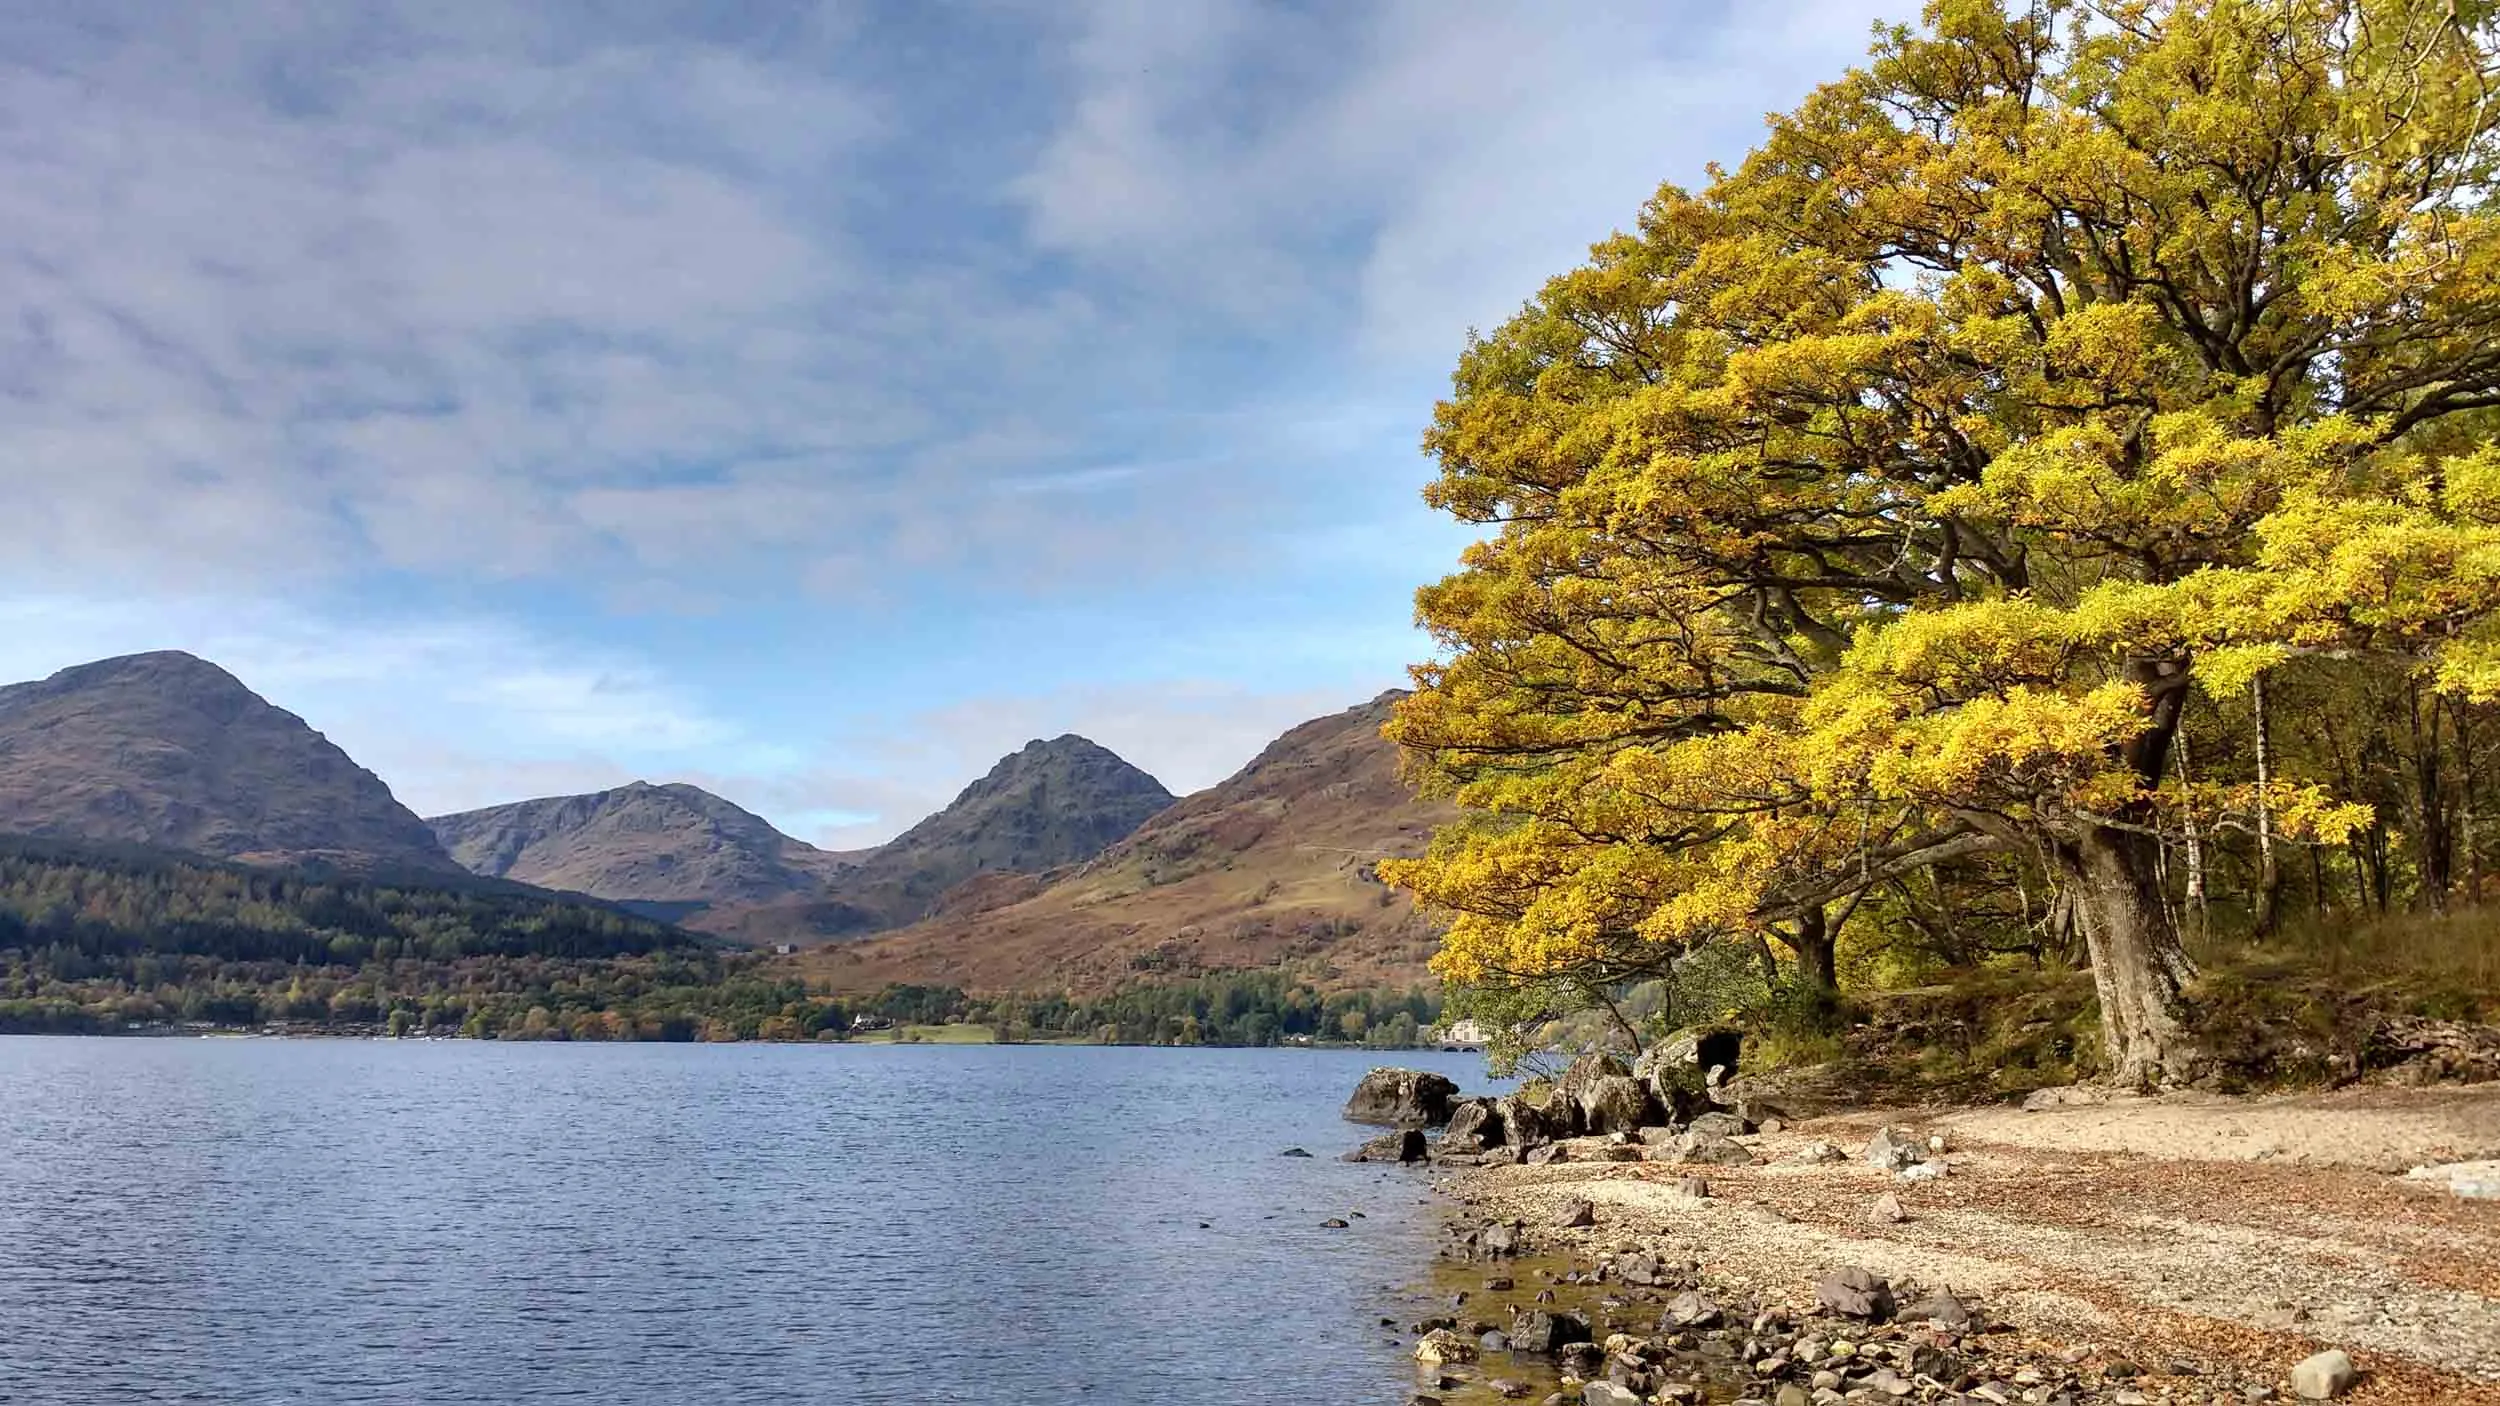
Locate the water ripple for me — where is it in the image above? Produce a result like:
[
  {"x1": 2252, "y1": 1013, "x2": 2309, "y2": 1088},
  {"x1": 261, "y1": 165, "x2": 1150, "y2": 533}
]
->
[{"x1": 0, "y1": 1039, "x2": 1490, "y2": 1406}]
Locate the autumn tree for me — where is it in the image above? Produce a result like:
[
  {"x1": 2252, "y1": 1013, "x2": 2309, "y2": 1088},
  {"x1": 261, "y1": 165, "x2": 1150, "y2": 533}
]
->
[{"x1": 1384, "y1": 0, "x2": 2500, "y2": 1086}]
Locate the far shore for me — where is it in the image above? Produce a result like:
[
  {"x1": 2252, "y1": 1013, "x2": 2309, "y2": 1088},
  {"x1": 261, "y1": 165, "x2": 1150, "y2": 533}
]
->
[{"x1": 1, "y1": 1019, "x2": 1481, "y2": 1054}]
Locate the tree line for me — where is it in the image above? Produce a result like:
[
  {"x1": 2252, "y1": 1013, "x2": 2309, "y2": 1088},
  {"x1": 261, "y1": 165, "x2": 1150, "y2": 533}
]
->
[{"x1": 0, "y1": 838, "x2": 1438, "y2": 1045}]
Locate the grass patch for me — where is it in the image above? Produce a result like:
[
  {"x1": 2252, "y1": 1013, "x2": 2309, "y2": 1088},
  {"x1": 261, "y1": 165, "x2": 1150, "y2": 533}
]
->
[
  {"x1": 1751, "y1": 908, "x2": 2500, "y2": 1106},
  {"x1": 1775, "y1": 967, "x2": 2102, "y2": 1107},
  {"x1": 853, "y1": 1023, "x2": 1001, "y2": 1044},
  {"x1": 2194, "y1": 908, "x2": 2500, "y2": 1023},
  {"x1": 2187, "y1": 908, "x2": 2500, "y2": 1089}
]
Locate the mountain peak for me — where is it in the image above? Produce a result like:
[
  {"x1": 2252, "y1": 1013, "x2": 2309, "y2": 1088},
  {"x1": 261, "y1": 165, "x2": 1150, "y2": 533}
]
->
[
  {"x1": 427, "y1": 780, "x2": 836, "y2": 918},
  {"x1": 40, "y1": 650, "x2": 252, "y2": 698},
  {"x1": 0, "y1": 652, "x2": 456, "y2": 872},
  {"x1": 931, "y1": 733, "x2": 1169, "y2": 820},
  {"x1": 801, "y1": 691, "x2": 1453, "y2": 994}
]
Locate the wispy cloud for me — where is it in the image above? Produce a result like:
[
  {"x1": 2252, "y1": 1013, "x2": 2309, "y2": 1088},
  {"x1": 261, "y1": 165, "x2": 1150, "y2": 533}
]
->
[
  {"x1": 0, "y1": 595, "x2": 735, "y2": 815},
  {"x1": 0, "y1": 0, "x2": 1918, "y2": 839}
]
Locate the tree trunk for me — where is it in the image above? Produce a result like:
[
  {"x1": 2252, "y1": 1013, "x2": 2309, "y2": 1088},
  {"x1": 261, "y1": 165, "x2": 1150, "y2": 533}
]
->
[
  {"x1": 2174, "y1": 730, "x2": 2208, "y2": 941},
  {"x1": 2056, "y1": 824, "x2": 2202, "y2": 1088},
  {"x1": 1791, "y1": 906, "x2": 1838, "y2": 994},
  {"x1": 2412, "y1": 682, "x2": 2453, "y2": 912},
  {"x1": 2457, "y1": 698, "x2": 2484, "y2": 905},
  {"x1": 2253, "y1": 675, "x2": 2282, "y2": 936}
]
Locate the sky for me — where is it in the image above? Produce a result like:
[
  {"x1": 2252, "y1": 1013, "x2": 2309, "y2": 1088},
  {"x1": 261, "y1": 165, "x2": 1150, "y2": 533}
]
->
[{"x1": 0, "y1": 0, "x2": 1910, "y2": 846}]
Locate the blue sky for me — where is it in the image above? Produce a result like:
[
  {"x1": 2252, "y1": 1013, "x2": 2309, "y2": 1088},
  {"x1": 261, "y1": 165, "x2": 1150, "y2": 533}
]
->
[{"x1": 0, "y1": 0, "x2": 1907, "y2": 844}]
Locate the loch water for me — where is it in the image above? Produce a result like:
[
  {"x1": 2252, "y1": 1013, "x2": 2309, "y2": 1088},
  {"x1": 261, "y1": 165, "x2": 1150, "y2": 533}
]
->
[{"x1": 0, "y1": 1037, "x2": 1492, "y2": 1405}]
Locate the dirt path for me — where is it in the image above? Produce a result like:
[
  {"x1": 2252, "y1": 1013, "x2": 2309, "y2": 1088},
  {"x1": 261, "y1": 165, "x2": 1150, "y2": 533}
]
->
[{"x1": 1446, "y1": 1084, "x2": 2500, "y2": 1404}]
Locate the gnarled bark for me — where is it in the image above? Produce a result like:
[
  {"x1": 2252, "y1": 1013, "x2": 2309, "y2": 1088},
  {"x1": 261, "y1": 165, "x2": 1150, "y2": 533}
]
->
[
  {"x1": 2057, "y1": 824, "x2": 2202, "y2": 1089},
  {"x1": 1791, "y1": 905, "x2": 1838, "y2": 995}
]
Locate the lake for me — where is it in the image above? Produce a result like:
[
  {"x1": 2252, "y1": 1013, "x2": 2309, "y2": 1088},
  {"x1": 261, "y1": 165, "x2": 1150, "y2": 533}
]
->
[{"x1": 0, "y1": 1038, "x2": 1493, "y2": 1405}]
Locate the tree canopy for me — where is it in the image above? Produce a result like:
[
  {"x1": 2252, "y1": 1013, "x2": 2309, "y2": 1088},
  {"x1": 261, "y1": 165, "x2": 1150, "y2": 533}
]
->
[{"x1": 1384, "y1": 0, "x2": 2500, "y2": 1085}]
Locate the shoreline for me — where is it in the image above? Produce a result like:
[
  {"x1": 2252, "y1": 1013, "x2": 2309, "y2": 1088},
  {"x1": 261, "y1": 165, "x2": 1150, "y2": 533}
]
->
[
  {"x1": 1394, "y1": 1085, "x2": 2500, "y2": 1405},
  {"x1": 0, "y1": 1023, "x2": 1470, "y2": 1052}
]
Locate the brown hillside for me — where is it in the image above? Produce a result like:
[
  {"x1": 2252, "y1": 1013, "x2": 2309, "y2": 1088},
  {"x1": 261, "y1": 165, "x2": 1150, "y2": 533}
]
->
[
  {"x1": 427, "y1": 782, "x2": 854, "y2": 924},
  {"x1": 713, "y1": 734, "x2": 1174, "y2": 943},
  {"x1": 797, "y1": 690, "x2": 1455, "y2": 994},
  {"x1": 0, "y1": 651, "x2": 458, "y2": 874}
]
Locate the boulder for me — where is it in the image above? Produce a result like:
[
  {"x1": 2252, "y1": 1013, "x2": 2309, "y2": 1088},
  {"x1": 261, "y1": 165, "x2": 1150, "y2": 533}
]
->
[
  {"x1": 1344, "y1": 1067, "x2": 1460, "y2": 1127},
  {"x1": 2290, "y1": 1349, "x2": 2358, "y2": 1400},
  {"x1": 1491, "y1": 1092, "x2": 1550, "y2": 1149},
  {"x1": 1510, "y1": 1309, "x2": 1591, "y2": 1353},
  {"x1": 1556, "y1": 1049, "x2": 1632, "y2": 1106},
  {"x1": 1661, "y1": 1290, "x2": 1721, "y2": 1328},
  {"x1": 1902, "y1": 1287, "x2": 1971, "y2": 1328},
  {"x1": 1647, "y1": 1026, "x2": 1743, "y2": 1080},
  {"x1": 1671, "y1": 1175, "x2": 1711, "y2": 1202},
  {"x1": 1344, "y1": 1129, "x2": 1428, "y2": 1163},
  {"x1": 1615, "y1": 1252, "x2": 1666, "y2": 1287},
  {"x1": 1669, "y1": 1129, "x2": 1756, "y2": 1166},
  {"x1": 1581, "y1": 1384, "x2": 1641, "y2": 1406},
  {"x1": 1866, "y1": 1192, "x2": 1907, "y2": 1225},
  {"x1": 1414, "y1": 1328, "x2": 1476, "y2": 1365},
  {"x1": 1580, "y1": 1075, "x2": 1658, "y2": 1135},
  {"x1": 1557, "y1": 1197, "x2": 1596, "y2": 1228},
  {"x1": 1815, "y1": 1266, "x2": 1896, "y2": 1320},
  {"x1": 1280, "y1": 1147, "x2": 1312, "y2": 1158},
  {"x1": 1480, "y1": 1221, "x2": 1523, "y2": 1257},
  {"x1": 1534, "y1": 1084, "x2": 1586, "y2": 1138},
  {"x1": 1684, "y1": 1110, "x2": 1748, "y2": 1138},
  {"x1": 1444, "y1": 1097, "x2": 1499, "y2": 1147}
]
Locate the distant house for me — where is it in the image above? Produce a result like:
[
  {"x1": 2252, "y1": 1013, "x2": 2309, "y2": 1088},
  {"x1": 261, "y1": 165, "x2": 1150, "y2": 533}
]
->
[
  {"x1": 1430, "y1": 1018, "x2": 1489, "y2": 1050},
  {"x1": 770, "y1": 943, "x2": 796, "y2": 956}
]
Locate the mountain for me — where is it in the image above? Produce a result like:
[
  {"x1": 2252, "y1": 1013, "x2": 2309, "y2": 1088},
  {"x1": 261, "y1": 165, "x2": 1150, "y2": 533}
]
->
[
  {"x1": 796, "y1": 691, "x2": 1455, "y2": 994},
  {"x1": 721, "y1": 735, "x2": 1178, "y2": 943},
  {"x1": 0, "y1": 651, "x2": 456, "y2": 873},
  {"x1": 427, "y1": 782, "x2": 855, "y2": 924}
]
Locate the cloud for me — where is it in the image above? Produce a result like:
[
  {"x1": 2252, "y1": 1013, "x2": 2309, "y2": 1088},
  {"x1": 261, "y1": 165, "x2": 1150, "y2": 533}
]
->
[
  {"x1": 0, "y1": 1, "x2": 1128, "y2": 599},
  {"x1": 1014, "y1": 0, "x2": 1905, "y2": 363},
  {"x1": 0, "y1": 1, "x2": 1924, "y2": 845},
  {"x1": 0, "y1": 594, "x2": 736, "y2": 817},
  {"x1": 0, "y1": 0, "x2": 1913, "y2": 608}
]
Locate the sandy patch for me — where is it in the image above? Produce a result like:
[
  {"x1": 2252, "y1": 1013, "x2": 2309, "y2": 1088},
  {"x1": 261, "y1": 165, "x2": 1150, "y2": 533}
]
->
[{"x1": 1444, "y1": 1086, "x2": 2500, "y2": 1403}]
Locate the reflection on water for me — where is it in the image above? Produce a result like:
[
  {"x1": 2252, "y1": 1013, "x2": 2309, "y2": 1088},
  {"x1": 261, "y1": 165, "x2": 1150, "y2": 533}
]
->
[{"x1": 0, "y1": 1038, "x2": 1490, "y2": 1405}]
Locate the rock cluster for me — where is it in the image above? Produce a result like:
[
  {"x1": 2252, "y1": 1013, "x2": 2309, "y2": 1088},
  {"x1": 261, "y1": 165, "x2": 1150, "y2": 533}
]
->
[
  {"x1": 1355, "y1": 1047, "x2": 1786, "y2": 1172},
  {"x1": 1417, "y1": 1222, "x2": 2328, "y2": 1405}
]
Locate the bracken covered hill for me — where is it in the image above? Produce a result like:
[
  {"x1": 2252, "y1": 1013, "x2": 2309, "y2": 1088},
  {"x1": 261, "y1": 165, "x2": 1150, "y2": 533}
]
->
[{"x1": 798, "y1": 691, "x2": 1455, "y2": 994}]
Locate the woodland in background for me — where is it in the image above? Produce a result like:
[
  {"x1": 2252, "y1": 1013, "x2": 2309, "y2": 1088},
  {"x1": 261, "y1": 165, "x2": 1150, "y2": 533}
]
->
[{"x1": 0, "y1": 838, "x2": 1439, "y2": 1045}]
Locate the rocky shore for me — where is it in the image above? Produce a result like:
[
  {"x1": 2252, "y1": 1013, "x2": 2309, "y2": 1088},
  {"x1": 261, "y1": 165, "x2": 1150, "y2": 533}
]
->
[{"x1": 1342, "y1": 1055, "x2": 2500, "y2": 1406}]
